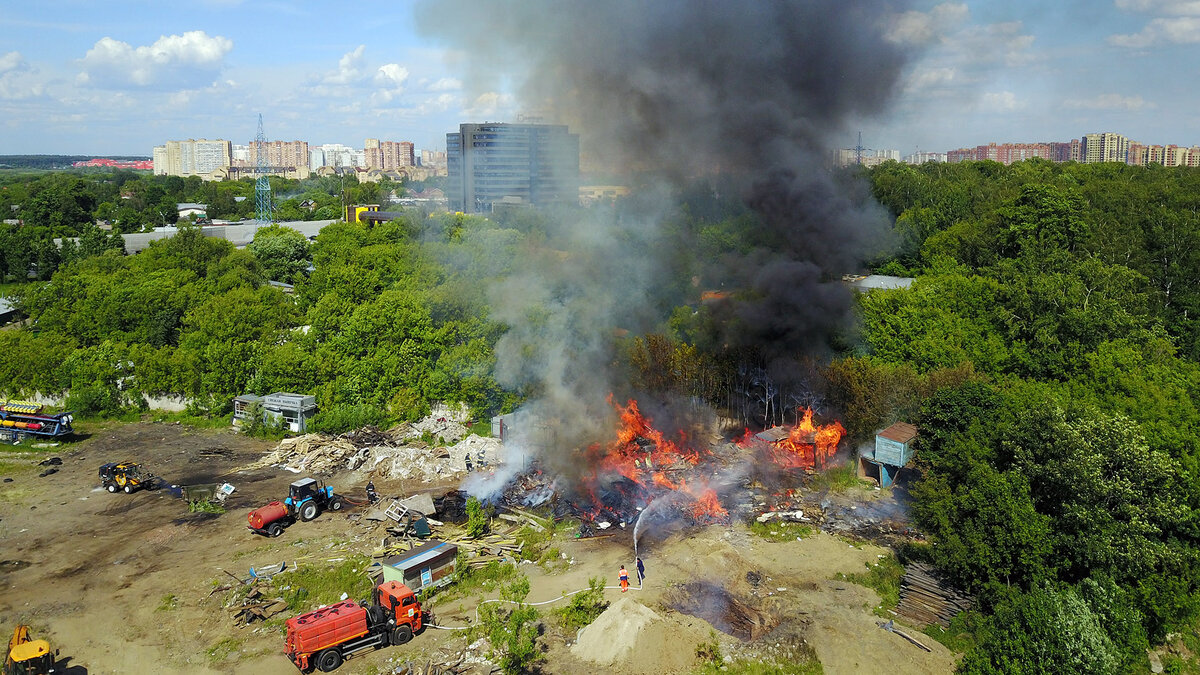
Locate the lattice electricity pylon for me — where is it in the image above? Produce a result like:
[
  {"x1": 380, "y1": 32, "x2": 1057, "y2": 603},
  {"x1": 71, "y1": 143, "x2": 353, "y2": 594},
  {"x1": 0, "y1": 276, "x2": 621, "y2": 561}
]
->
[{"x1": 254, "y1": 113, "x2": 274, "y2": 224}]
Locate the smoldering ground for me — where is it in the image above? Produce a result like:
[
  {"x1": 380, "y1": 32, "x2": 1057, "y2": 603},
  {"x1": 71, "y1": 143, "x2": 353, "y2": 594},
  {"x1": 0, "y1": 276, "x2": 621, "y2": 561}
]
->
[{"x1": 416, "y1": 0, "x2": 915, "y2": 485}]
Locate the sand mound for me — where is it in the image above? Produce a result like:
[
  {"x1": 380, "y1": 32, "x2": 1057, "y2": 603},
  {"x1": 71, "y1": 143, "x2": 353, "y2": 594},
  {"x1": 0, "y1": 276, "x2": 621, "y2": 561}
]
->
[{"x1": 572, "y1": 596, "x2": 662, "y2": 666}]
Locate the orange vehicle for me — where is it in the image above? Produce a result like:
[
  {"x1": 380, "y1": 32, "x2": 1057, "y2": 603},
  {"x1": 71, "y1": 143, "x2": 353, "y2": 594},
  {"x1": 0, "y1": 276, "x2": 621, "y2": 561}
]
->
[{"x1": 285, "y1": 581, "x2": 426, "y2": 673}]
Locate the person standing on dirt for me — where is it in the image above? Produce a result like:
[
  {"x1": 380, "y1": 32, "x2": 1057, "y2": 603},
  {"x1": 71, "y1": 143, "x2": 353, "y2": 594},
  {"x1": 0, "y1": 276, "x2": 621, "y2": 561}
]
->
[
  {"x1": 366, "y1": 481, "x2": 378, "y2": 504},
  {"x1": 636, "y1": 557, "x2": 645, "y2": 587},
  {"x1": 619, "y1": 565, "x2": 630, "y2": 592}
]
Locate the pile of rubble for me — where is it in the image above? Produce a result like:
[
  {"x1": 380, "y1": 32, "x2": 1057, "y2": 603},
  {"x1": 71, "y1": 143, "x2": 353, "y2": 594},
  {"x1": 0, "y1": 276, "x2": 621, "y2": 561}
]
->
[{"x1": 243, "y1": 414, "x2": 502, "y2": 482}]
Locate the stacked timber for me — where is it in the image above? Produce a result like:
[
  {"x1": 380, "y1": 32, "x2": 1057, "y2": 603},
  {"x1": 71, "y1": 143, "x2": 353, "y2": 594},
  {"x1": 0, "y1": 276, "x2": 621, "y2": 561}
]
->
[{"x1": 894, "y1": 562, "x2": 973, "y2": 628}]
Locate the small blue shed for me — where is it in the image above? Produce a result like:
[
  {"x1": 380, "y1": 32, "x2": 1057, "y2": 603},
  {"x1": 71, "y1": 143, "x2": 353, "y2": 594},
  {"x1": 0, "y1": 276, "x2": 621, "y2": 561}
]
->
[{"x1": 860, "y1": 422, "x2": 918, "y2": 488}]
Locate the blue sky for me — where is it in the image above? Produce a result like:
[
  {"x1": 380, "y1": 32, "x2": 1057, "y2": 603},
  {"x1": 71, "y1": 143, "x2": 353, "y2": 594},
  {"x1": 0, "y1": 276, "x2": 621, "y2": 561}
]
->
[{"x1": 0, "y1": 1, "x2": 1197, "y2": 157}]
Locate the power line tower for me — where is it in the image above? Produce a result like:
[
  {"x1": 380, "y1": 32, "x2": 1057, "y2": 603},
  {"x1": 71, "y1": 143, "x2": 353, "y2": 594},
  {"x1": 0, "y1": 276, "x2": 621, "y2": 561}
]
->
[
  {"x1": 853, "y1": 131, "x2": 873, "y2": 166},
  {"x1": 254, "y1": 114, "x2": 274, "y2": 224}
]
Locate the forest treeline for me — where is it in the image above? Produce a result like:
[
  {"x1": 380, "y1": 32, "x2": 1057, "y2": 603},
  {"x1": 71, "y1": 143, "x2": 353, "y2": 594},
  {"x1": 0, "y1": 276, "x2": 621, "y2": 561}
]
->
[{"x1": 3, "y1": 159, "x2": 1200, "y2": 671}]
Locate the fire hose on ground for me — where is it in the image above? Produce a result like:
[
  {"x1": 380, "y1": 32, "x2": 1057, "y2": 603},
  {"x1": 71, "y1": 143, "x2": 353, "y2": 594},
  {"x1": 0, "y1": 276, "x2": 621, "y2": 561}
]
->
[{"x1": 425, "y1": 583, "x2": 644, "y2": 631}]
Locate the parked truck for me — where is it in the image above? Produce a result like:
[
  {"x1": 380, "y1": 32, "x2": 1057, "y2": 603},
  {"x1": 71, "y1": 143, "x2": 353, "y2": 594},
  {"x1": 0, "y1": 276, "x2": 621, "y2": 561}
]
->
[
  {"x1": 247, "y1": 477, "x2": 343, "y2": 537},
  {"x1": 285, "y1": 580, "x2": 426, "y2": 672}
]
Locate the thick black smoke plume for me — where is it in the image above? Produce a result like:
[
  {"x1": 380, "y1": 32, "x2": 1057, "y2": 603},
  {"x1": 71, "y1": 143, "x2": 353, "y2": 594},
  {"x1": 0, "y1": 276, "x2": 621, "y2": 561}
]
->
[{"x1": 417, "y1": 1, "x2": 912, "y2": 468}]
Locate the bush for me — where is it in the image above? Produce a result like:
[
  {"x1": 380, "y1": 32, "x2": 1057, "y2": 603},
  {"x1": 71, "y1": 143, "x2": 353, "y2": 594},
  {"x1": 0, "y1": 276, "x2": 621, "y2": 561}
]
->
[
  {"x1": 307, "y1": 404, "x2": 388, "y2": 434},
  {"x1": 553, "y1": 577, "x2": 607, "y2": 631},
  {"x1": 466, "y1": 496, "x2": 488, "y2": 538},
  {"x1": 479, "y1": 576, "x2": 542, "y2": 675}
]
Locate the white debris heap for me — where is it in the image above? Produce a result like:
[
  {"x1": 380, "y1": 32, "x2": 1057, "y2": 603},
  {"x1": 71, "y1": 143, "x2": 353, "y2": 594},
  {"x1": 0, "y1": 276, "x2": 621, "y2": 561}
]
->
[{"x1": 244, "y1": 412, "x2": 503, "y2": 481}]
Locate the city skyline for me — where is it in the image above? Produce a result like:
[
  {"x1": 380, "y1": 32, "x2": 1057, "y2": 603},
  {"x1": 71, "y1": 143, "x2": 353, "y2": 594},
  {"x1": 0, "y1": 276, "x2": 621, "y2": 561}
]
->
[{"x1": 2, "y1": 1, "x2": 1200, "y2": 157}]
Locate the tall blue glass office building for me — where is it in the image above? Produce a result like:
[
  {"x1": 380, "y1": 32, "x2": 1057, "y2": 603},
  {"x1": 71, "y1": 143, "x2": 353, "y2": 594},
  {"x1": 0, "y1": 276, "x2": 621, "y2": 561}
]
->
[{"x1": 446, "y1": 123, "x2": 580, "y2": 213}]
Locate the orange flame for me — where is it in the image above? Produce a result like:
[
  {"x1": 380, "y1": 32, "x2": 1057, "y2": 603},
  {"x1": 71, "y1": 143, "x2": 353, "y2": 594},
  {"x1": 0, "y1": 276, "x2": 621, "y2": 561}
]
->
[{"x1": 766, "y1": 407, "x2": 845, "y2": 471}]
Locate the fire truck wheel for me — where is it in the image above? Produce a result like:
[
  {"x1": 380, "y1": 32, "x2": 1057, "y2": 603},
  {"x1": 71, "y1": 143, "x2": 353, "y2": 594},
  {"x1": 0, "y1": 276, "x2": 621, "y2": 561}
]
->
[
  {"x1": 315, "y1": 648, "x2": 343, "y2": 672},
  {"x1": 123, "y1": 484, "x2": 134, "y2": 494},
  {"x1": 392, "y1": 625, "x2": 413, "y2": 645},
  {"x1": 300, "y1": 502, "x2": 319, "y2": 522},
  {"x1": 106, "y1": 483, "x2": 117, "y2": 493},
  {"x1": 330, "y1": 497, "x2": 343, "y2": 511},
  {"x1": 267, "y1": 522, "x2": 284, "y2": 538}
]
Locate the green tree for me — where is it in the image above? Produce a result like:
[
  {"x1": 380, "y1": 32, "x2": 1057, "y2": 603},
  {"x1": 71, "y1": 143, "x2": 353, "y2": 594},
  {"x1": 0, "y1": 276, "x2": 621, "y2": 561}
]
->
[{"x1": 248, "y1": 224, "x2": 311, "y2": 282}]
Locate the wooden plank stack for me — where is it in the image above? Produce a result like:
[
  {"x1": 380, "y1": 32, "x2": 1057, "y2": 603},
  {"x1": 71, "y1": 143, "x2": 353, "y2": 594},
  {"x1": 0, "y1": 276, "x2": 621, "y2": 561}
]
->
[{"x1": 894, "y1": 562, "x2": 973, "y2": 628}]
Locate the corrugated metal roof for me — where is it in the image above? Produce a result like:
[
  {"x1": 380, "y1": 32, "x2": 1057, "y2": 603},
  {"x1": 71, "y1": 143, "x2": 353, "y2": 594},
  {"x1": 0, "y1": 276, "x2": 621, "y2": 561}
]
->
[
  {"x1": 877, "y1": 422, "x2": 918, "y2": 444},
  {"x1": 385, "y1": 540, "x2": 456, "y2": 571}
]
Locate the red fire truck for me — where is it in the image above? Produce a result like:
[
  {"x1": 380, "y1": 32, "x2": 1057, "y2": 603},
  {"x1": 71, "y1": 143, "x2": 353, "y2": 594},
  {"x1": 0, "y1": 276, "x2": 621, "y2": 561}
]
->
[{"x1": 285, "y1": 580, "x2": 426, "y2": 672}]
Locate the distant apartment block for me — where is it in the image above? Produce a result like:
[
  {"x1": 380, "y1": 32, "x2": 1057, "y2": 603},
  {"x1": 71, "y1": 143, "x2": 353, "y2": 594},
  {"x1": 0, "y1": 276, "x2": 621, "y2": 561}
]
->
[
  {"x1": 152, "y1": 139, "x2": 233, "y2": 178},
  {"x1": 365, "y1": 139, "x2": 416, "y2": 171},
  {"x1": 446, "y1": 122, "x2": 580, "y2": 213},
  {"x1": 421, "y1": 149, "x2": 447, "y2": 169},
  {"x1": 1083, "y1": 132, "x2": 1129, "y2": 164},
  {"x1": 248, "y1": 140, "x2": 310, "y2": 171},
  {"x1": 903, "y1": 151, "x2": 947, "y2": 164},
  {"x1": 309, "y1": 144, "x2": 362, "y2": 170},
  {"x1": 833, "y1": 148, "x2": 902, "y2": 167}
]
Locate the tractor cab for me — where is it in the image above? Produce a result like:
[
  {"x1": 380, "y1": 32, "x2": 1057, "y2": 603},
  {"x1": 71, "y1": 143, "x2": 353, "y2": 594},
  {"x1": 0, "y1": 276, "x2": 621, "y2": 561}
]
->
[
  {"x1": 288, "y1": 477, "x2": 322, "y2": 503},
  {"x1": 284, "y1": 477, "x2": 342, "y2": 522}
]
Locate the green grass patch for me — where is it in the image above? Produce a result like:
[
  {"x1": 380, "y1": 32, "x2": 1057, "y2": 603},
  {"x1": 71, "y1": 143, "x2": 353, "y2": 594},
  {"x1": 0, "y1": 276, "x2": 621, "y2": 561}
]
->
[
  {"x1": 514, "y1": 523, "x2": 569, "y2": 572},
  {"x1": 156, "y1": 593, "x2": 179, "y2": 612},
  {"x1": 923, "y1": 609, "x2": 983, "y2": 654},
  {"x1": 267, "y1": 554, "x2": 375, "y2": 614},
  {"x1": 205, "y1": 637, "x2": 245, "y2": 666},
  {"x1": 694, "y1": 639, "x2": 824, "y2": 675},
  {"x1": 188, "y1": 500, "x2": 226, "y2": 514},
  {"x1": 146, "y1": 410, "x2": 232, "y2": 429},
  {"x1": 807, "y1": 462, "x2": 866, "y2": 492},
  {"x1": 747, "y1": 519, "x2": 816, "y2": 542},
  {"x1": 469, "y1": 420, "x2": 492, "y2": 437},
  {"x1": 435, "y1": 558, "x2": 521, "y2": 604},
  {"x1": 834, "y1": 554, "x2": 905, "y2": 615}
]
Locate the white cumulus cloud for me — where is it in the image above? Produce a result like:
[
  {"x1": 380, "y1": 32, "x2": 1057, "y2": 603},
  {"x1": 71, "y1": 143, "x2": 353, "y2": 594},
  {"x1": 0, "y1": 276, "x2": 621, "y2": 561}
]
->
[
  {"x1": 1109, "y1": 16, "x2": 1200, "y2": 46},
  {"x1": 1115, "y1": 0, "x2": 1200, "y2": 16},
  {"x1": 78, "y1": 31, "x2": 232, "y2": 89},
  {"x1": 323, "y1": 45, "x2": 366, "y2": 85},
  {"x1": 980, "y1": 91, "x2": 1020, "y2": 112},
  {"x1": 887, "y1": 3, "x2": 969, "y2": 44},
  {"x1": 1064, "y1": 93, "x2": 1153, "y2": 110},
  {"x1": 375, "y1": 63, "x2": 410, "y2": 87}
]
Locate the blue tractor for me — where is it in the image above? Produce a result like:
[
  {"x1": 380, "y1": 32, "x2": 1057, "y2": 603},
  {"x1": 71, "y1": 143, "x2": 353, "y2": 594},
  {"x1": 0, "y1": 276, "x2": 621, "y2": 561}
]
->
[{"x1": 284, "y1": 477, "x2": 344, "y2": 522}]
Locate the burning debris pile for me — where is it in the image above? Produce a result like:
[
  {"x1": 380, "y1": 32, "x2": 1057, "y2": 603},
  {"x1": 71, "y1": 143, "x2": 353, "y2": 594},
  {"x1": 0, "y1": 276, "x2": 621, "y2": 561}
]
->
[
  {"x1": 243, "y1": 415, "x2": 500, "y2": 481},
  {"x1": 744, "y1": 408, "x2": 846, "y2": 472},
  {"x1": 513, "y1": 398, "x2": 847, "y2": 540},
  {"x1": 557, "y1": 398, "x2": 732, "y2": 529}
]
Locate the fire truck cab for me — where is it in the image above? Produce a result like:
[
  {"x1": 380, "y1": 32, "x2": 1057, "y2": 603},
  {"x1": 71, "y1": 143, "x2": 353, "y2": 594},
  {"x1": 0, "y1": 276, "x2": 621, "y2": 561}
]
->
[{"x1": 285, "y1": 581, "x2": 424, "y2": 672}]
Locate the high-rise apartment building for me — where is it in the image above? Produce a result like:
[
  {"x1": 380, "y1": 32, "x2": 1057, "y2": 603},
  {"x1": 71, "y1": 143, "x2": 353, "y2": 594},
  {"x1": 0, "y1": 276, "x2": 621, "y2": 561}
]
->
[
  {"x1": 364, "y1": 139, "x2": 416, "y2": 171},
  {"x1": 446, "y1": 123, "x2": 580, "y2": 213},
  {"x1": 152, "y1": 139, "x2": 233, "y2": 177},
  {"x1": 250, "y1": 140, "x2": 310, "y2": 170},
  {"x1": 1083, "y1": 132, "x2": 1129, "y2": 163}
]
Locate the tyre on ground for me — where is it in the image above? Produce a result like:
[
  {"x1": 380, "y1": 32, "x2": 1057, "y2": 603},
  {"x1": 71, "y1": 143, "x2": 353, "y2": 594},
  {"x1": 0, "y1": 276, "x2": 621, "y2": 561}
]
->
[
  {"x1": 267, "y1": 522, "x2": 283, "y2": 537},
  {"x1": 392, "y1": 625, "x2": 413, "y2": 645},
  {"x1": 330, "y1": 497, "x2": 343, "y2": 511},
  {"x1": 300, "y1": 501, "x2": 318, "y2": 522}
]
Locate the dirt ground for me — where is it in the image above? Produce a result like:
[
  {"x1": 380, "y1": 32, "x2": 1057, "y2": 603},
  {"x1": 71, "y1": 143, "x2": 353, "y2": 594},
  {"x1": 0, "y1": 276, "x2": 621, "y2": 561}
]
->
[{"x1": 0, "y1": 423, "x2": 956, "y2": 674}]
